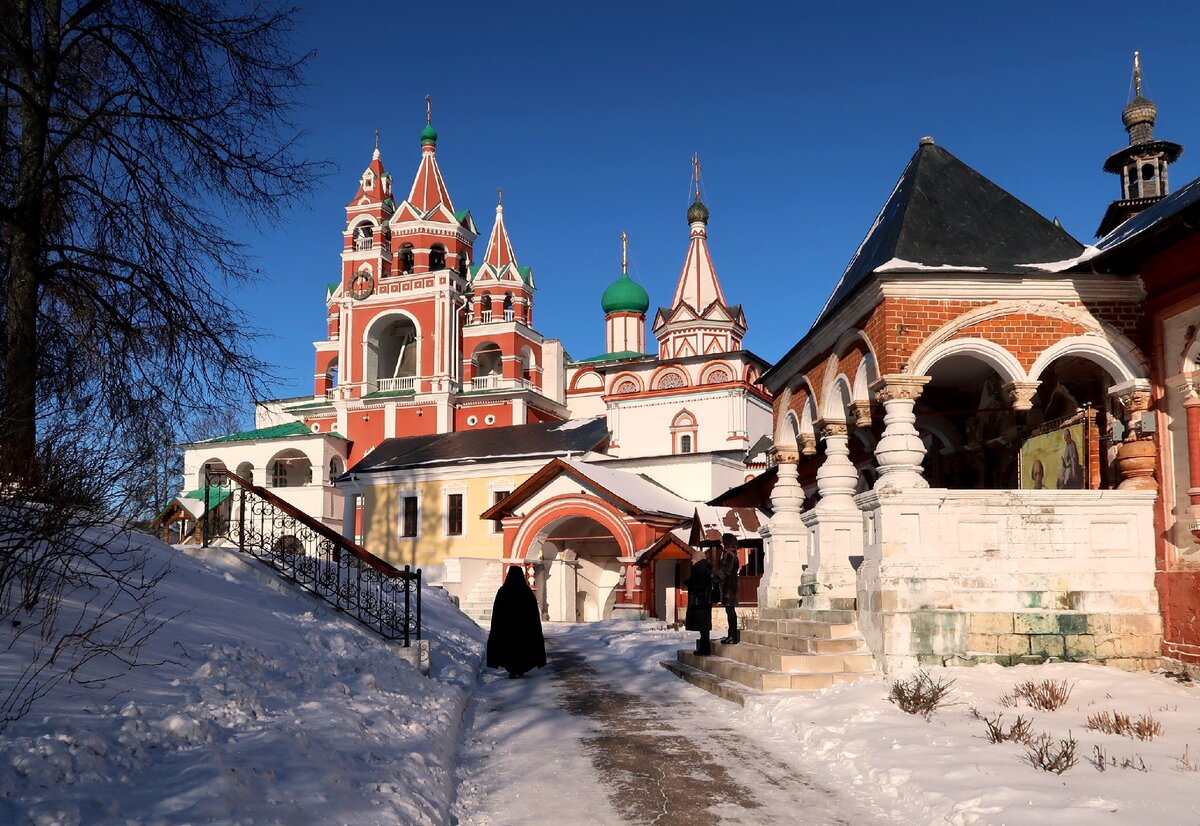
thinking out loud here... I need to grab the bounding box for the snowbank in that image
[0,527,484,825]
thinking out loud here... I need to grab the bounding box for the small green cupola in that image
[601,230,649,315]
[602,273,650,315]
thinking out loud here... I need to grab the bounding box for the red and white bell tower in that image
[299,101,567,463]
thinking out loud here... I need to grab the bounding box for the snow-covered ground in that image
[0,526,484,825]
[4,524,1200,825]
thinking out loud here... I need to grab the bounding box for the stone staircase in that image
[461,563,503,626]
[662,599,880,705]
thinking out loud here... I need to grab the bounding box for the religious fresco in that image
[1018,419,1088,490]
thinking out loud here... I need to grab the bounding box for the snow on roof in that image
[1016,245,1102,272]
[690,505,766,545]
[875,258,988,272]
[560,458,696,518]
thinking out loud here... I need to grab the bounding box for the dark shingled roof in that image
[1091,173,1200,257]
[345,417,610,474]
[813,142,1083,326]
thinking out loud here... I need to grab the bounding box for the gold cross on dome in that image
[691,152,702,199]
[621,230,628,274]
[1133,51,1142,96]
[425,94,432,124]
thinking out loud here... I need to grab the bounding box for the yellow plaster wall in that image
[360,471,528,570]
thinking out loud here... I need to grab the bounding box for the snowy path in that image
[450,624,890,826]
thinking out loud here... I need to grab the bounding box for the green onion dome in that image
[687,197,709,224]
[601,273,649,315]
[420,123,438,145]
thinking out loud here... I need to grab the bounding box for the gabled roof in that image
[471,203,533,287]
[812,140,1083,326]
[346,417,609,475]
[482,457,695,521]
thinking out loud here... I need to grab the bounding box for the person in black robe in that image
[684,551,714,656]
[486,566,547,678]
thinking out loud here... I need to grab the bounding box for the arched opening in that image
[472,342,503,390]
[352,222,373,251]
[328,456,345,483]
[267,449,312,488]
[398,243,415,275]
[915,354,1016,489]
[526,515,624,622]
[235,461,254,485]
[519,345,536,384]
[198,459,227,489]
[369,315,418,393]
[502,292,514,321]
[429,243,446,271]
[479,292,492,322]
[671,409,698,454]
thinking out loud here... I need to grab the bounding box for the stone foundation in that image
[856,488,1161,673]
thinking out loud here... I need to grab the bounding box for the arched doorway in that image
[524,514,624,622]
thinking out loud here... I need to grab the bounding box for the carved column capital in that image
[1002,380,1042,412]
[771,446,800,465]
[816,419,848,439]
[870,374,931,403]
[798,433,818,457]
[850,400,873,429]
[1108,378,1153,414]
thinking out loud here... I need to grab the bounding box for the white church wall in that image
[608,389,766,459]
[855,488,1160,672]
[593,453,744,502]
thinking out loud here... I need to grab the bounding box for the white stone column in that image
[870,375,932,492]
[815,420,858,510]
[758,448,806,607]
[340,486,359,541]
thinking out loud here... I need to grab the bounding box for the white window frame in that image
[443,485,468,538]
[397,489,420,539]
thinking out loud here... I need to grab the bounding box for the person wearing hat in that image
[683,548,714,655]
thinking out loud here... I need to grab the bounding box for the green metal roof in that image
[360,389,416,400]
[326,282,340,297]
[206,421,312,443]
[455,209,470,222]
[182,486,232,509]
[517,265,533,284]
[285,400,335,412]
[421,123,438,144]
[577,350,647,363]
[601,273,649,314]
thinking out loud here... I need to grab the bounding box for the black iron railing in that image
[202,468,421,645]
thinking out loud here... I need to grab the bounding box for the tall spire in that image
[653,157,744,358]
[403,97,454,214]
[1097,52,1183,235]
[373,129,380,160]
[481,186,517,270]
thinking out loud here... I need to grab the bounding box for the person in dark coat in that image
[486,566,547,678]
[715,532,740,644]
[683,550,714,655]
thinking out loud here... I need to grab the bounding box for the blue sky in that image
[237,1,1200,401]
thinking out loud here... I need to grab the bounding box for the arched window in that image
[479,292,492,322]
[271,461,288,488]
[329,457,344,482]
[670,409,698,455]
[655,370,688,390]
[503,293,514,321]
[398,244,415,274]
[613,377,640,395]
[353,222,373,251]
[429,244,446,271]
[1127,166,1139,198]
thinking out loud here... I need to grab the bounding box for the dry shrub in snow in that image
[979,712,1034,744]
[1024,731,1079,774]
[1086,710,1163,741]
[999,679,1074,711]
[888,670,955,719]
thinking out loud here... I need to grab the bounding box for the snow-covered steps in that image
[460,563,503,626]
[662,607,881,703]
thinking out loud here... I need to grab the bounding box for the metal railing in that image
[203,468,421,645]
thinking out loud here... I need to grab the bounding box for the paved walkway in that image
[450,625,889,826]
